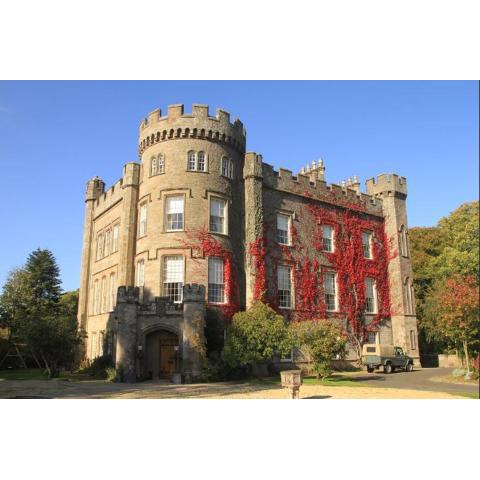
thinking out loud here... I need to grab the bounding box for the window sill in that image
[185,169,209,174]
[279,306,294,310]
[149,172,165,178]
[208,230,229,238]
[164,229,185,233]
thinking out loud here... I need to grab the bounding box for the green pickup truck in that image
[362,344,414,374]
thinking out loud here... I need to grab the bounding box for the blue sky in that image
[0,81,478,291]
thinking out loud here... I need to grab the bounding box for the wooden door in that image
[159,344,176,377]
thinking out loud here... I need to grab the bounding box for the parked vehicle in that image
[362,344,414,374]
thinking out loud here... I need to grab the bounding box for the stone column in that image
[243,153,264,308]
[115,286,140,382]
[118,162,140,287]
[77,177,104,357]
[182,284,206,383]
[366,174,420,364]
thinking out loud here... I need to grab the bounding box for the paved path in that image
[346,367,478,395]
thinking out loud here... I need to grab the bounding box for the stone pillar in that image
[366,174,420,364]
[182,284,206,382]
[115,286,140,382]
[77,177,104,356]
[118,162,140,287]
[243,153,264,308]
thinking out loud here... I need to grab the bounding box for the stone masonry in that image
[78,103,420,382]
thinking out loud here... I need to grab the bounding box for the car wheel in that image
[367,366,374,373]
[406,363,413,372]
[384,363,392,374]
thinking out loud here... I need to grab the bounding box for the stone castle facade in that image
[78,104,419,382]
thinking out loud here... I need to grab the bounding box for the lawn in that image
[0,368,96,382]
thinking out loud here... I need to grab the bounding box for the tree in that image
[289,320,347,379]
[223,302,291,369]
[424,276,479,376]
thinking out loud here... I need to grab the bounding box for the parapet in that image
[261,161,384,217]
[365,174,407,199]
[85,176,105,201]
[183,283,206,302]
[138,104,246,156]
[117,286,140,304]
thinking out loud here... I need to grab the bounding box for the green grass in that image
[0,368,100,382]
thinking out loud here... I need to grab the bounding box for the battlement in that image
[262,161,384,216]
[183,283,206,302]
[85,176,105,201]
[117,286,140,304]
[365,173,407,198]
[138,104,246,156]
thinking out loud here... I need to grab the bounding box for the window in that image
[365,277,377,313]
[404,277,415,314]
[362,231,372,259]
[104,229,111,257]
[367,331,378,344]
[276,213,290,245]
[112,224,119,252]
[150,157,157,176]
[278,265,292,308]
[98,332,104,357]
[93,279,99,315]
[197,151,206,171]
[139,203,147,237]
[109,272,116,310]
[280,350,294,363]
[165,195,184,231]
[208,257,225,303]
[399,225,409,257]
[101,276,107,312]
[210,197,226,234]
[163,256,184,303]
[187,151,196,171]
[324,272,337,311]
[96,233,105,260]
[136,259,145,287]
[322,225,334,252]
[410,330,416,350]
[158,154,165,174]
[221,157,233,179]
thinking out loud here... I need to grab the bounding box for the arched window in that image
[404,277,415,315]
[187,151,196,171]
[151,157,157,176]
[399,225,409,257]
[158,154,165,174]
[197,151,206,171]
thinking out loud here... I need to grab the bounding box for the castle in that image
[78,104,419,382]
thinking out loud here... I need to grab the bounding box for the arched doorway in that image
[145,330,179,380]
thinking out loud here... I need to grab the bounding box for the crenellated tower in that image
[366,174,420,363]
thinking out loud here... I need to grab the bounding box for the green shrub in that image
[79,354,114,379]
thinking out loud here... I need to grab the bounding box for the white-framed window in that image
[278,265,292,308]
[208,257,225,303]
[112,224,119,252]
[197,151,206,172]
[101,276,107,313]
[362,231,373,259]
[367,331,378,344]
[98,331,104,357]
[221,157,234,179]
[139,203,147,237]
[165,195,184,231]
[96,233,105,260]
[158,154,165,174]
[187,151,196,171]
[410,330,416,350]
[276,213,290,245]
[324,271,337,311]
[136,259,145,287]
[365,277,377,313]
[163,255,184,303]
[210,197,226,234]
[109,272,116,310]
[280,349,294,363]
[322,225,334,252]
[150,156,158,176]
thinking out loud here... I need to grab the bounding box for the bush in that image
[79,355,114,379]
